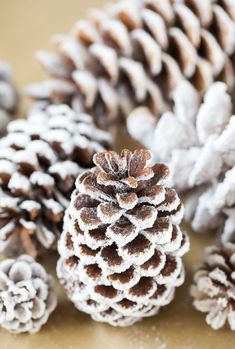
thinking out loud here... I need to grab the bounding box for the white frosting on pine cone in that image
[191,243,235,331]
[128,81,235,237]
[57,149,189,327]
[0,104,111,257]
[27,0,235,127]
[0,255,57,334]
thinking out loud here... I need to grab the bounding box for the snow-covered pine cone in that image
[27,0,235,128]
[0,254,57,334]
[128,81,235,237]
[0,61,18,134]
[0,104,111,258]
[191,243,235,331]
[57,149,189,327]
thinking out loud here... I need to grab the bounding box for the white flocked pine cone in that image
[0,255,57,334]
[127,81,235,238]
[0,104,111,258]
[0,61,18,134]
[27,0,235,128]
[57,149,189,327]
[191,243,235,331]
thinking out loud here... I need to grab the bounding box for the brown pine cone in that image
[27,0,235,128]
[0,104,111,258]
[191,243,235,331]
[0,61,18,134]
[57,149,189,326]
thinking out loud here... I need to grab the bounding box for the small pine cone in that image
[0,61,18,134]
[0,104,111,258]
[27,0,235,128]
[191,243,235,331]
[128,81,235,236]
[57,149,189,327]
[0,254,57,334]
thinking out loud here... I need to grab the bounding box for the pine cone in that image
[0,61,18,134]
[57,149,189,327]
[128,81,235,236]
[0,254,57,334]
[0,104,111,258]
[191,243,235,331]
[27,0,235,128]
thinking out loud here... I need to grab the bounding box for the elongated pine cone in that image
[128,81,235,237]
[0,61,18,134]
[191,243,235,331]
[0,104,111,258]
[0,254,57,334]
[57,149,189,327]
[27,0,235,128]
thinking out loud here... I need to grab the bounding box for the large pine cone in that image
[0,61,18,134]
[0,254,57,334]
[128,81,235,237]
[0,104,111,258]
[57,149,189,326]
[27,0,235,128]
[191,243,235,331]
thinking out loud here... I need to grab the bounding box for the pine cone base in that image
[57,254,182,327]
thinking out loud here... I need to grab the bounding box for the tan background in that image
[0,0,235,348]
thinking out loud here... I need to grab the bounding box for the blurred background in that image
[0,0,105,87]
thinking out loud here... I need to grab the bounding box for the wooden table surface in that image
[0,0,235,348]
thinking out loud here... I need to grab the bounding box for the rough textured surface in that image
[0,254,57,334]
[0,61,18,134]
[0,104,111,258]
[191,243,235,331]
[27,0,235,128]
[1,0,235,346]
[57,149,189,326]
[128,81,235,237]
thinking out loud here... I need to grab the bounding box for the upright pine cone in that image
[57,149,189,327]
[27,0,235,128]
[0,61,18,134]
[0,104,111,258]
[128,81,235,237]
[191,243,235,331]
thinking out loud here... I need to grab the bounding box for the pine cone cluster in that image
[27,0,235,128]
[0,104,111,258]
[128,81,235,236]
[0,254,57,334]
[0,61,18,134]
[191,243,235,331]
[57,149,189,326]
